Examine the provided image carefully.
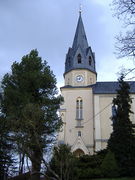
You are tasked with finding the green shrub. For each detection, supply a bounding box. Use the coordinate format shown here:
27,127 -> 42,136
100,150 -> 120,178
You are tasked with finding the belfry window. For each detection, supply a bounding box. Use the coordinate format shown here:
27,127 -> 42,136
77,54 -> 82,64
89,56 -> 92,65
76,98 -> 83,120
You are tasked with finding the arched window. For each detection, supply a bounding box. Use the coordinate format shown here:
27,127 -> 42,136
89,56 -> 92,65
77,54 -> 82,64
78,131 -> 81,136
76,98 -> 83,120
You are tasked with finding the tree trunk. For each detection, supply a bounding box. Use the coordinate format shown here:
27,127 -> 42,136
19,153 -> 25,174
30,148 -> 42,180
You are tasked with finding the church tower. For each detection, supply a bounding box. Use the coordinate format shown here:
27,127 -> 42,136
58,12 -> 97,155
64,12 -> 96,87
58,12 -> 135,155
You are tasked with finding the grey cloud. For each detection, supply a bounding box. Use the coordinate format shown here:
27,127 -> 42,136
0,0 -> 124,85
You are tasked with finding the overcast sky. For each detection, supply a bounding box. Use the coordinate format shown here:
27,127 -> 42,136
0,0 -> 134,90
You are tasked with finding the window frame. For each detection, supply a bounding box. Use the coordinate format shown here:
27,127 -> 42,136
76,97 -> 83,120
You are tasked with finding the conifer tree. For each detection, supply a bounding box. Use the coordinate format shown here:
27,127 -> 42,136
0,115 -> 14,180
108,75 -> 135,176
100,150 -> 119,178
1,50 -> 62,180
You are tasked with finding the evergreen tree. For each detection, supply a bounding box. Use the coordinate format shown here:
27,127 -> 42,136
0,89 -> 14,179
1,50 -> 62,180
100,150 -> 119,178
0,115 -> 14,180
108,75 -> 135,176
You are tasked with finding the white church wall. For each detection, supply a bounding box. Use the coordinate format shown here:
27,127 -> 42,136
94,93 -> 135,151
58,87 -> 95,154
94,94 -> 115,151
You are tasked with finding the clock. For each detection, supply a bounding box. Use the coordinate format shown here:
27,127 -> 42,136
76,75 -> 84,82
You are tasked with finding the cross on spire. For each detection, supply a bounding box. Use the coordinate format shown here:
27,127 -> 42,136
79,4 -> 82,15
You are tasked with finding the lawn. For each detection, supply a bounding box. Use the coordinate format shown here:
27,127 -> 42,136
92,178 -> 135,180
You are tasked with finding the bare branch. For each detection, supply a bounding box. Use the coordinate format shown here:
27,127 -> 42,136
115,29 -> 135,59
112,0 -> 135,59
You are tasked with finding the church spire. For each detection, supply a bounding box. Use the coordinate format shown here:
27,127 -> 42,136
64,13 -> 96,75
72,12 -> 89,52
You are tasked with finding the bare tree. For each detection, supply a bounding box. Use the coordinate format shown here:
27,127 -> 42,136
112,0 -> 135,59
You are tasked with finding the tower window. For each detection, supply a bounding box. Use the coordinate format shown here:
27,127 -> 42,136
89,56 -> 92,65
77,54 -> 82,64
78,131 -> 81,136
76,98 -> 83,120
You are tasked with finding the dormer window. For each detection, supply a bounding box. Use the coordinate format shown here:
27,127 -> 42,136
77,54 -> 82,64
89,56 -> 92,65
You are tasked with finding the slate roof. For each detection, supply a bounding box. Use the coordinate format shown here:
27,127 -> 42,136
61,81 -> 135,94
90,81 -> 135,94
64,13 -> 96,75
72,13 -> 89,52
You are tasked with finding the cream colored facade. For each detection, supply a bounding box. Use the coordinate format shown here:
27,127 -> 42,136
59,86 -> 94,154
58,84 -> 135,154
57,13 -> 135,155
64,69 -> 97,87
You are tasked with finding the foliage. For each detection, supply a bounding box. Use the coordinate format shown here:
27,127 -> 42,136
100,150 -> 119,178
8,172 -> 30,180
46,144 -> 77,180
0,115 -> 15,180
108,75 -> 135,176
1,49 -> 62,180
75,150 -> 107,179
112,0 -> 135,59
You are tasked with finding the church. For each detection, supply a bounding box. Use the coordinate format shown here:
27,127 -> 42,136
57,12 -> 135,156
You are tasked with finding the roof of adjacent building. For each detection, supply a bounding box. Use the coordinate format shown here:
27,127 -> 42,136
61,81 -> 135,94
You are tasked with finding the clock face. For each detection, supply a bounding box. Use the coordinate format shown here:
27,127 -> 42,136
76,75 -> 84,82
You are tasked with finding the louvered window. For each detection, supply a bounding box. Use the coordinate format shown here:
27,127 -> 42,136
89,56 -> 92,65
77,54 -> 82,64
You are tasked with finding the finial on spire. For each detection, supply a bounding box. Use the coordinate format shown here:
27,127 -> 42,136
79,4 -> 82,15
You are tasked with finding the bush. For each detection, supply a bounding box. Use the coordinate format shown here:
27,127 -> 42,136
100,150 -> 120,178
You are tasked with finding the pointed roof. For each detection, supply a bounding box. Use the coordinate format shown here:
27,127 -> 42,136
72,13 -> 89,51
64,13 -> 96,75
71,136 -> 89,154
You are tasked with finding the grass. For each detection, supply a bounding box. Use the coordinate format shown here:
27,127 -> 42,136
92,178 -> 135,180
